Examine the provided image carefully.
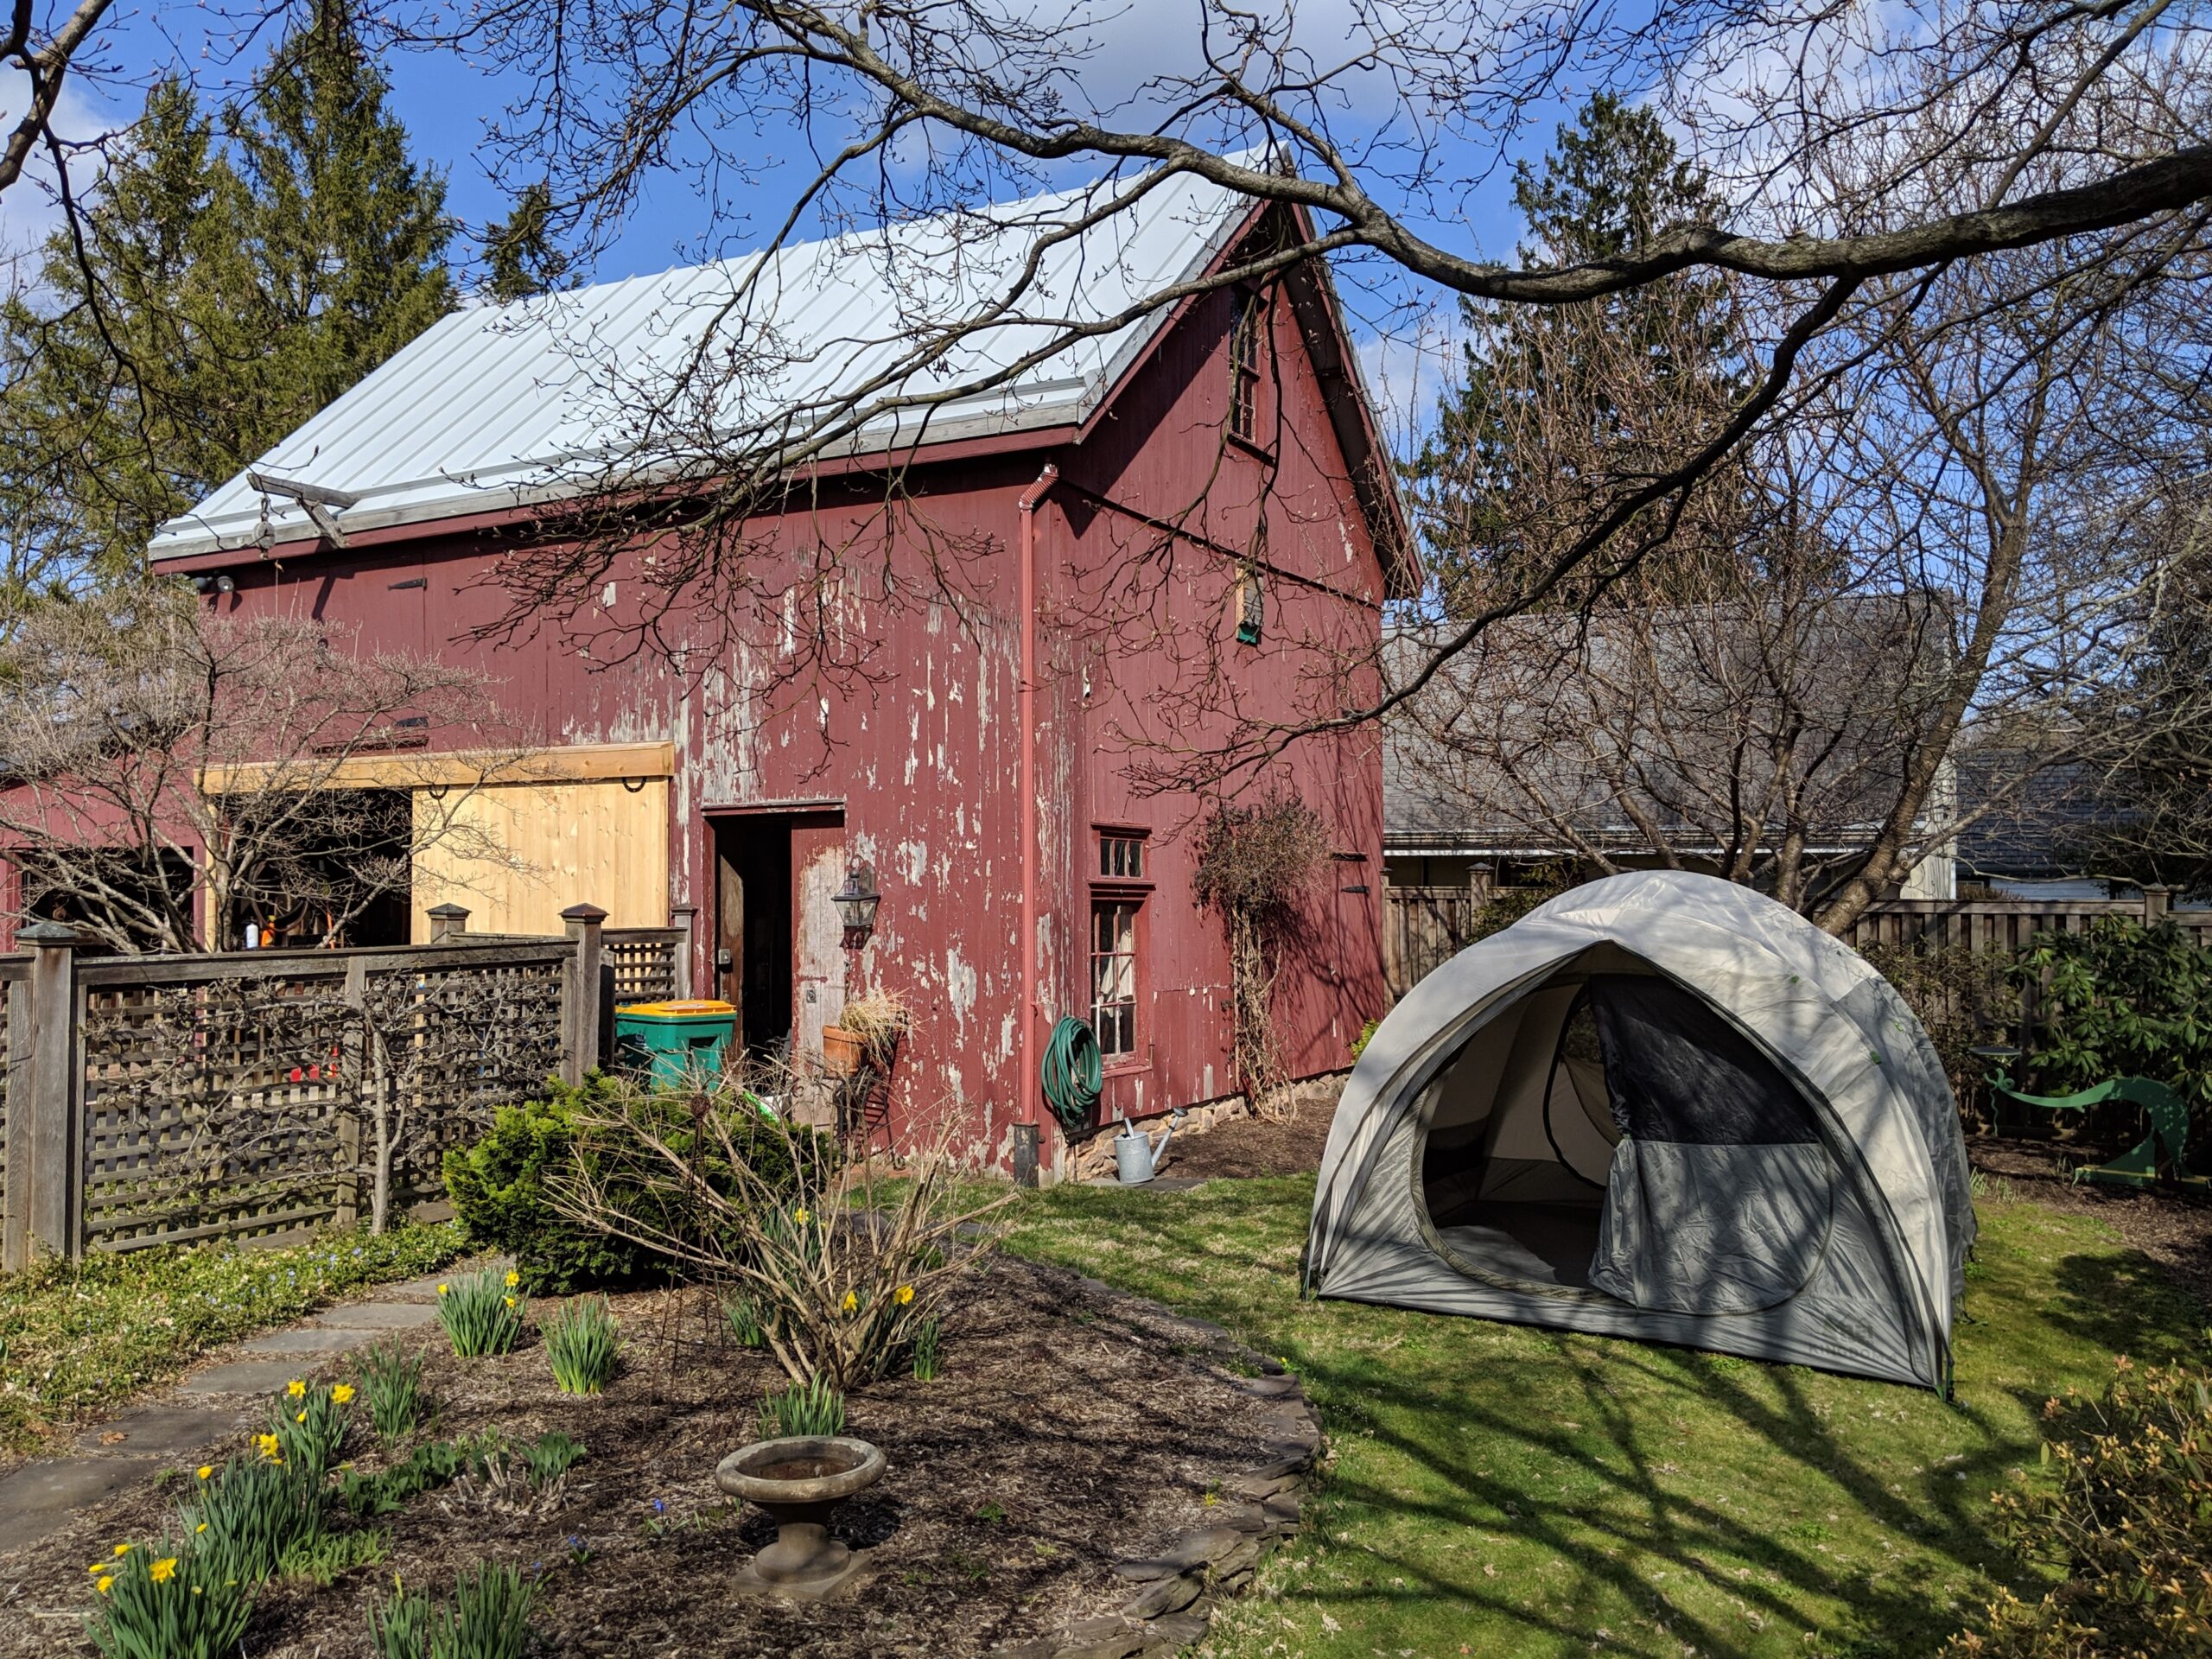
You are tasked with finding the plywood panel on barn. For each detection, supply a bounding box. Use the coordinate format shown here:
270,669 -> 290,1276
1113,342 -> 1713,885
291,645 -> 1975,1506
411,778 -> 670,938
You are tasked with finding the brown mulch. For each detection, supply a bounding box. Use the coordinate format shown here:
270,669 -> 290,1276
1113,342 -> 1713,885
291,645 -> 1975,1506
0,1258 -> 1277,1658
1969,1135 -> 2212,1309
1158,1107 -> 1331,1180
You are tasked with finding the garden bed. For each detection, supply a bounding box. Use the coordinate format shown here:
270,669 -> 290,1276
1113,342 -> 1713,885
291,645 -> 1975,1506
0,1255 -> 1292,1657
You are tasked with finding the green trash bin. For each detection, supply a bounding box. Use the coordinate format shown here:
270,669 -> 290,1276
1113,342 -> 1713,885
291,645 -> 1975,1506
613,1000 -> 737,1089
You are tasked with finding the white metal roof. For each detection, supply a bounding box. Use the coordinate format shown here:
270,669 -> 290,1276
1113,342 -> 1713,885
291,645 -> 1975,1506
151,168 -> 1255,561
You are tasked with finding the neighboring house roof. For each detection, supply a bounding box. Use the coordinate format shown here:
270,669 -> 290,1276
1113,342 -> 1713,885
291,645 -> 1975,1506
1384,595 -> 1955,860
1952,750 -> 2133,877
151,168 -> 1406,570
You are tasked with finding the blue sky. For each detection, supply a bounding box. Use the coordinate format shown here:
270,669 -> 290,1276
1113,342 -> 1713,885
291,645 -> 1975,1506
3,1 -> 1596,442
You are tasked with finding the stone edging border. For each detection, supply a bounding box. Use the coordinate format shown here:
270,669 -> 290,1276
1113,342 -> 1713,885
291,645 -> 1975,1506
987,1275 -> 1325,1659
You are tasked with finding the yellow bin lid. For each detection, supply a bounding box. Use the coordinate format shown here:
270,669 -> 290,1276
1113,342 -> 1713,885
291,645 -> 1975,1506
617,999 -> 736,1019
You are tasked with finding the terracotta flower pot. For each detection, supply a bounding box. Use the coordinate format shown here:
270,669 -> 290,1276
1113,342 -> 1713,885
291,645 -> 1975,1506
821,1025 -> 863,1077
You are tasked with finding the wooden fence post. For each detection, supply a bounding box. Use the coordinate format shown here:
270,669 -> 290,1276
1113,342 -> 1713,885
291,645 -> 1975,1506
3,970 -> 34,1271
20,923 -> 83,1265
563,905 -> 607,1084
427,902 -> 469,943
2142,884 -> 2171,925
670,905 -> 698,1000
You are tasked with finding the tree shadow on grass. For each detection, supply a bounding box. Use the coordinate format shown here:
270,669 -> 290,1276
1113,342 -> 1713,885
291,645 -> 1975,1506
1013,1181 -> 2207,1659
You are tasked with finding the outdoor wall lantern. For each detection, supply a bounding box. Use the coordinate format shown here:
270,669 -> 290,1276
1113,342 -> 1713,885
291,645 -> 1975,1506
833,862 -> 881,948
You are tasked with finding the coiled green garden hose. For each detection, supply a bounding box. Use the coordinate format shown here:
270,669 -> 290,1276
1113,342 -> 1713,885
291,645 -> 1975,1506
1040,1015 -> 1103,1133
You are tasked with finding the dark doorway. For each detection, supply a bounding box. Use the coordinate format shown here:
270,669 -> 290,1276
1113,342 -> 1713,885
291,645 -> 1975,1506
713,816 -> 795,1060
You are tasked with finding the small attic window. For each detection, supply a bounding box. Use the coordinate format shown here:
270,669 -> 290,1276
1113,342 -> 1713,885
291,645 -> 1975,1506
1229,289 -> 1263,442
1233,568 -> 1263,645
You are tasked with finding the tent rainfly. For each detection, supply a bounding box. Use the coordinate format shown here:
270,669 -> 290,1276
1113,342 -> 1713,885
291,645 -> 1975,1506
1306,872 -> 1974,1389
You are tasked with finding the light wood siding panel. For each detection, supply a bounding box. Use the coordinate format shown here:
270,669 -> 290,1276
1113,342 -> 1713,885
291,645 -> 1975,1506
410,779 -> 670,939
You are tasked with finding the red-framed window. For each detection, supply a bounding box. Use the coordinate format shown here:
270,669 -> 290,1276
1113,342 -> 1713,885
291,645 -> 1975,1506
1090,896 -> 1141,1060
1090,827 -> 1151,1063
1100,832 -> 1145,880
1228,289 -> 1263,442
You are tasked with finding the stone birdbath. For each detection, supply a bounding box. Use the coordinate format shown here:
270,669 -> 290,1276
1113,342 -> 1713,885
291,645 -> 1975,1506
715,1435 -> 887,1600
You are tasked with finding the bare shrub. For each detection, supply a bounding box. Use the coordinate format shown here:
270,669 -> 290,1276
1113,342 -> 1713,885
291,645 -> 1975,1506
1192,795 -> 1329,1118
547,1078 -> 1009,1393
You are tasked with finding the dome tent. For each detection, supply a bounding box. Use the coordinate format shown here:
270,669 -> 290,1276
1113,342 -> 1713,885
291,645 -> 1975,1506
1306,872 -> 1974,1389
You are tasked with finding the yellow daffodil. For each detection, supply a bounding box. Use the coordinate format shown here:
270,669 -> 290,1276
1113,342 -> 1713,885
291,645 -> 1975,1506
286,1379 -> 306,1399
895,1284 -> 914,1306
87,1563 -> 106,1574
149,1557 -> 177,1584
296,1409 -> 308,1423
113,1544 -> 132,1557
95,1575 -> 113,1595
195,1465 -> 213,1480
841,1290 -> 859,1314
255,1433 -> 281,1460
504,1295 -> 517,1308
437,1283 -> 450,1296
793,1207 -> 810,1224
331,1383 -> 354,1405
195,1523 -> 207,1535
505,1270 -> 520,1288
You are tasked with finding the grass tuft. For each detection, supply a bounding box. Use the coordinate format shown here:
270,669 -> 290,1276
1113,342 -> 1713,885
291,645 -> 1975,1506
542,1296 -> 621,1395
435,1270 -> 525,1357
758,1376 -> 845,1440
357,1342 -> 428,1444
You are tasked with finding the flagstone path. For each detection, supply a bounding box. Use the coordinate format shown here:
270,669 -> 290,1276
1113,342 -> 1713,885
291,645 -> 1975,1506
0,1274 -> 448,1554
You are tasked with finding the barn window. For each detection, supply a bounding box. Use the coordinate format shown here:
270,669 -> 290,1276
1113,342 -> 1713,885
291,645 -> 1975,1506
1228,289 -> 1263,442
1100,833 -> 1145,879
1233,568 -> 1263,645
1090,898 -> 1141,1059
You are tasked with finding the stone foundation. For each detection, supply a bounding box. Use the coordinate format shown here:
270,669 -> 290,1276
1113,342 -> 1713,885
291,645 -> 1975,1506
1065,1071 -> 1349,1184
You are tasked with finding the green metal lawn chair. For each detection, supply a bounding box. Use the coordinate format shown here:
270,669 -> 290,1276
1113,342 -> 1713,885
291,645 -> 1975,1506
1972,1046 -> 2210,1192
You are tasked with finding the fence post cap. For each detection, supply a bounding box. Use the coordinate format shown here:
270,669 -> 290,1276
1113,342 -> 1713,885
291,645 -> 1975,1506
562,903 -> 609,925
424,902 -> 471,920
669,903 -> 698,919
19,921 -> 80,947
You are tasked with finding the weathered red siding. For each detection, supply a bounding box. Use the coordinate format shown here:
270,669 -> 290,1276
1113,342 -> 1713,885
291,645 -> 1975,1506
153,251 -> 1393,1173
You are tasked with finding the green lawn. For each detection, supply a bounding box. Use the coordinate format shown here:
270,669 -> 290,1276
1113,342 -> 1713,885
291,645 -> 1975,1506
999,1177 -> 2206,1659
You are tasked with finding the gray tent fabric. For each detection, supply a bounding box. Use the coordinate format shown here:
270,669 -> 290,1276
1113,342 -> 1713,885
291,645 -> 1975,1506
1306,871 -> 1974,1389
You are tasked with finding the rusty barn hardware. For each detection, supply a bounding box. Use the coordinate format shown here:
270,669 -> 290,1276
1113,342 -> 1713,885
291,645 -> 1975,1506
0,911 -> 687,1270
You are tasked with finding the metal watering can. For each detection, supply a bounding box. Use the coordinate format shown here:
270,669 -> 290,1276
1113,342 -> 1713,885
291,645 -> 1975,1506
1113,1109 -> 1185,1184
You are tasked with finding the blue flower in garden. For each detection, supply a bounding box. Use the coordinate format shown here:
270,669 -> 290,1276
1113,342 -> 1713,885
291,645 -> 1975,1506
652,1498 -> 665,1515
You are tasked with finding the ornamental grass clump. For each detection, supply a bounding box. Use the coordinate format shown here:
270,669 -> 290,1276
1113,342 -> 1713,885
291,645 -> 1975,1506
548,1084 -> 1008,1392
758,1377 -> 846,1440
182,1448 -> 321,1585
910,1316 -> 943,1382
542,1296 -> 621,1395
358,1342 -> 428,1443
268,1376 -> 353,1479
725,1293 -> 772,1350
1945,1352 -> 2212,1656
368,1580 -> 433,1659
435,1562 -> 538,1659
436,1270 -> 526,1357
85,1535 -> 253,1659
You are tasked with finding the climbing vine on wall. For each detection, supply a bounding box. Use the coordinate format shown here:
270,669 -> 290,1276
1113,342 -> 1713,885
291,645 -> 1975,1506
1192,795 -> 1329,1118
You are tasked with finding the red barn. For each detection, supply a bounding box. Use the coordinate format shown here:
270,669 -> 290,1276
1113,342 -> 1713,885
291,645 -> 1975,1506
141,173 -> 1409,1174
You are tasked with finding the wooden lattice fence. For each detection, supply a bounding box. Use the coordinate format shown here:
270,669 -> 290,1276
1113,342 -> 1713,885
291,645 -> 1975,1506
605,924 -> 690,1003
1,907 -> 622,1268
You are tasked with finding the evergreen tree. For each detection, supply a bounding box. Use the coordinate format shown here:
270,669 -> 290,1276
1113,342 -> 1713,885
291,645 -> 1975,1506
484,181 -> 573,302
0,4 -> 452,604
1409,94 -> 1744,612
